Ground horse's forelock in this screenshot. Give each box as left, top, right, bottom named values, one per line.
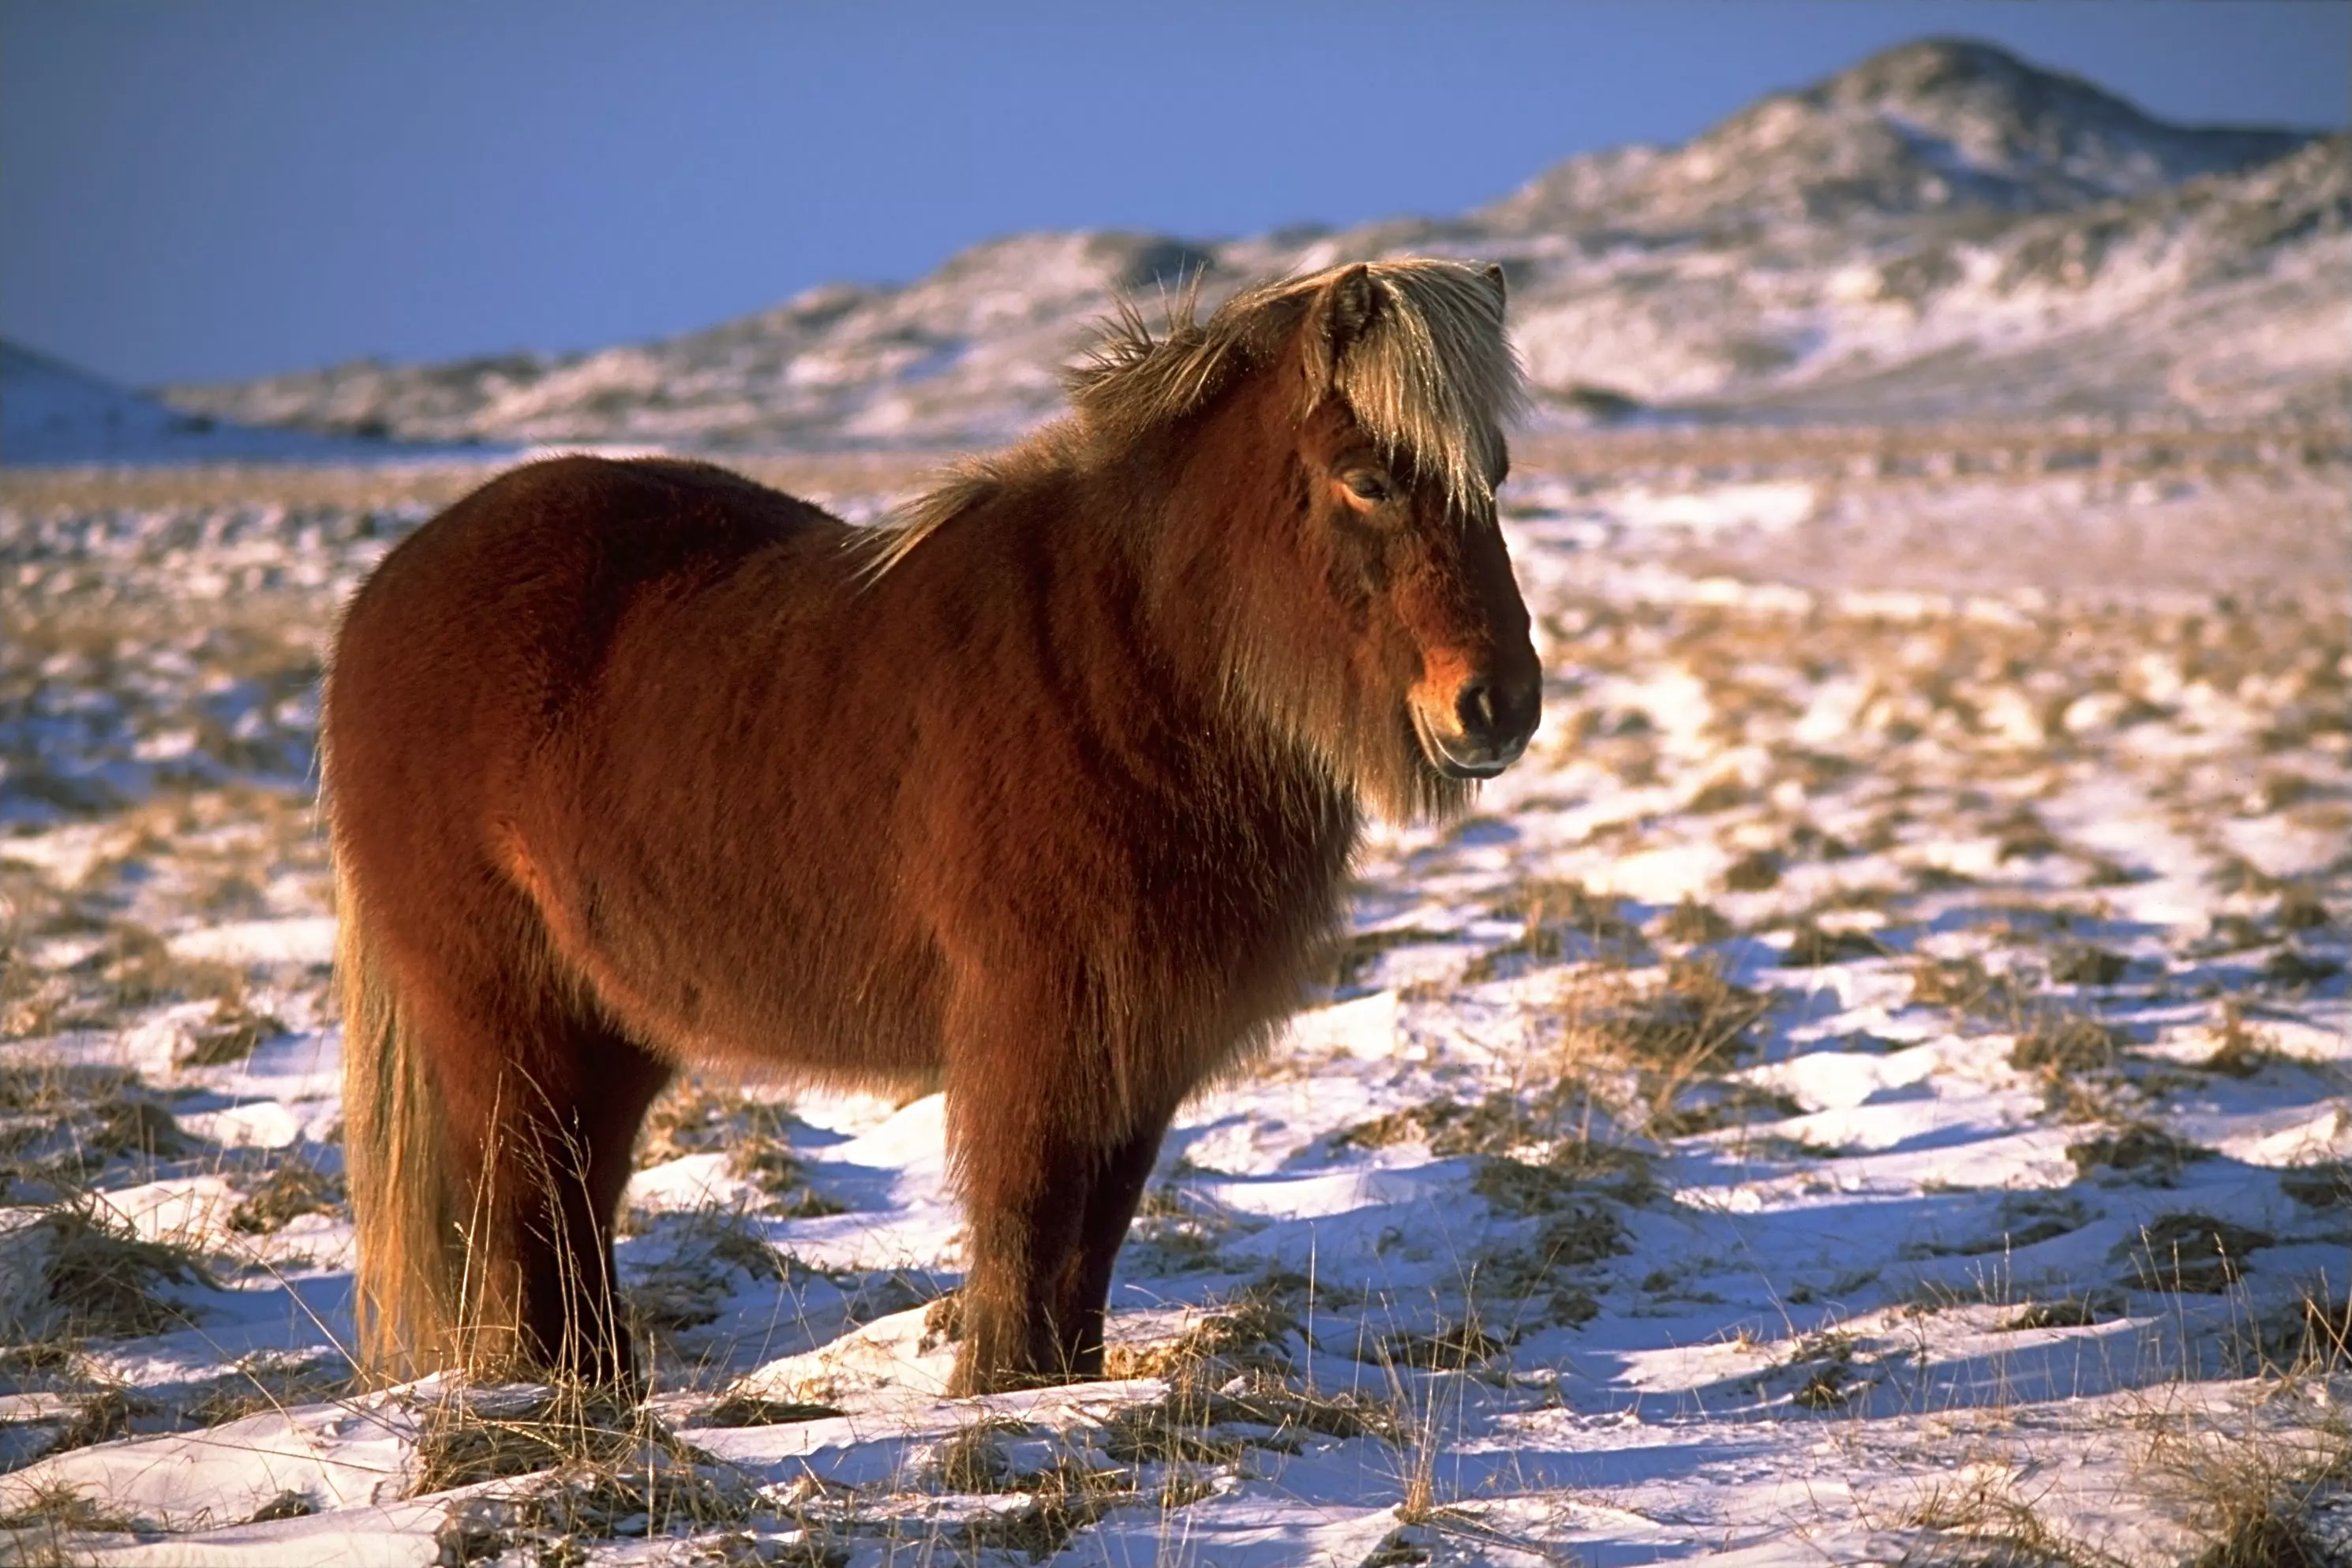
left=1329, top=262, right=1527, bottom=517
left=1072, top=259, right=1525, bottom=515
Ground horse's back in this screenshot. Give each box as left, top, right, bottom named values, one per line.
left=324, top=457, right=846, bottom=979
left=343, top=455, right=832, bottom=648
left=339, top=455, right=831, bottom=707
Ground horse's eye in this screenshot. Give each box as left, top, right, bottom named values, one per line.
left=1343, top=470, right=1393, bottom=504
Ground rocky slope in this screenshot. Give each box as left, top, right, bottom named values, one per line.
left=148, top=38, right=2346, bottom=447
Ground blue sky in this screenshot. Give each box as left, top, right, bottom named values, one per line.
left=4, top=2, right=2344, bottom=387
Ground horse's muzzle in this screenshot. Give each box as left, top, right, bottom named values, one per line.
left=1414, top=672, right=1540, bottom=779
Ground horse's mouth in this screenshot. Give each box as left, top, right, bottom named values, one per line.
left=1410, top=708, right=1520, bottom=780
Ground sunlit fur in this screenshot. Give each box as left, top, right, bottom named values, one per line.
left=325, top=258, right=1538, bottom=1395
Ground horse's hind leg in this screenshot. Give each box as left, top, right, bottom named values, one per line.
left=406, top=971, right=671, bottom=1383
left=495, top=1019, right=672, bottom=1384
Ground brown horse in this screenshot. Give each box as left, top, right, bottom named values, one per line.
left=325, top=258, right=1540, bottom=1396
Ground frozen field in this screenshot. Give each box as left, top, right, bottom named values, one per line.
left=0, top=449, right=2346, bottom=1566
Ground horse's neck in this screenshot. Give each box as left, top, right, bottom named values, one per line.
left=1127, top=459, right=1358, bottom=815
left=964, top=448, right=1343, bottom=815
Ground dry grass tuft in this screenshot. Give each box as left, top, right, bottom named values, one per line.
left=1471, top=1164, right=1631, bottom=1328
left=1909, top=955, right=2018, bottom=1016
left=1096, top=1379, right=1398, bottom=1465
left=1653, top=895, right=1736, bottom=945
left=1372, top=1314, right=1511, bottom=1372
left=925, top=1418, right=1028, bottom=1492
left=1901, top=1466, right=2131, bottom=1567
left=2065, top=1122, right=2212, bottom=1184
left=2273, top=886, right=2336, bottom=932
left=725, top=1144, right=848, bottom=1222
left=2011, top=1016, right=2125, bottom=1076
left=182, top=1351, right=354, bottom=1429
left=85, top=1099, right=190, bottom=1162
left=0, top=1062, right=136, bottom=1117
left=0, top=1479, right=147, bottom=1540
left=2047, top=944, right=2131, bottom=986
left=637, top=1083, right=788, bottom=1166
left=408, top=1383, right=762, bottom=1560
left=1905, top=1193, right=2089, bottom=1260
left=1991, top=807, right=2064, bottom=865
left=2200, top=1005, right=2297, bottom=1079
left=1328, top=926, right=1458, bottom=990
left=1471, top=1143, right=1654, bottom=1214
left=1101, top=1287, right=1299, bottom=1387
left=636, top=1082, right=849, bottom=1218
left=698, top=1394, right=845, bottom=1428
left=1486, top=878, right=1642, bottom=943
left=2279, top=1161, right=2351, bottom=1212
left=1095, top=1398, right=1249, bottom=1467
left=30, top=1200, right=212, bottom=1341
left=2146, top=1408, right=2351, bottom=1568
left=40, top=1385, right=155, bottom=1456
left=410, top=1387, right=647, bottom=1496
left=1527, top=1205, right=1633, bottom=1275
left=431, top=1439, right=759, bottom=1564
left=78, top=922, right=247, bottom=1019
left=956, top=1454, right=1139, bottom=1559
left=1361, top=1526, right=1436, bottom=1566
left=1650, top=1082, right=1807, bottom=1137
left=178, top=1004, right=284, bottom=1067
left=1331, top=1090, right=1557, bottom=1158
left=622, top=1206, right=802, bottom=1338
left=0, top=1058, right=211, bottom=1201
left=2268, top=1291, right=2351, bottom=1371
left=1565, top=955, right=1766, bottom=1076
left=1996, top=1293, right=2125, bottom=1332
left=2112, top=1214, right=2275, bottom=1295
left=246, top=1490, right=316, bottom=1523
left=1777, top=922, right=1893, bottom=967
left=227, top=1154, right=344, bottom=1234
left=2186, top=1511, right=2337, bottom=1568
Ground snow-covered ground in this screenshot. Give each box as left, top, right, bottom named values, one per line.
left=0, top=455, right=2346, bottom=1566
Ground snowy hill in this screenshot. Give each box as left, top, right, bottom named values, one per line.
left=155, top=39, right=2343, bottom=449
left=0, top=342, right=421, bottom=467
left=1482, top=36, right=2308, bottom=233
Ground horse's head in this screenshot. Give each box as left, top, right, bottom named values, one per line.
left=1056, top=256, right=1540, bottom=818
left=1252, top=262, right=1541, bottom=817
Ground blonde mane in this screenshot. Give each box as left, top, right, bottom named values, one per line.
left=859, top=257, right=1526, bottom=578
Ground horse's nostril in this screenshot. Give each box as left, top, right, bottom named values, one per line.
left=1456, top=681, right=1500, bottom=739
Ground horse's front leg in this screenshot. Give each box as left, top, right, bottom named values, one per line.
left=945, top=1085, right=1174, bottom=1393
left=1048, top=1110, right=1171, bottom=1380
left=946, top=1091, right=1097, bottom=1394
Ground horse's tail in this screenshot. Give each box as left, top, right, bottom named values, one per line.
left=335, top=829, right=466, bottom=1383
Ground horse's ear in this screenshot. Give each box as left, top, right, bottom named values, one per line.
left=1311, top=264, right=1381, bottom=366
left=1484, top=262, right=1507, bottom=305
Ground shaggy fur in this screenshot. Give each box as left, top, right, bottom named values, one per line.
left=326, top=260, right=1541, bottom=1394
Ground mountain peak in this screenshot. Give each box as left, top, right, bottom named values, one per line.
left=1819, top=36, right=2092, bottom=109
left=1489, top=36, right=2309, bottom=234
